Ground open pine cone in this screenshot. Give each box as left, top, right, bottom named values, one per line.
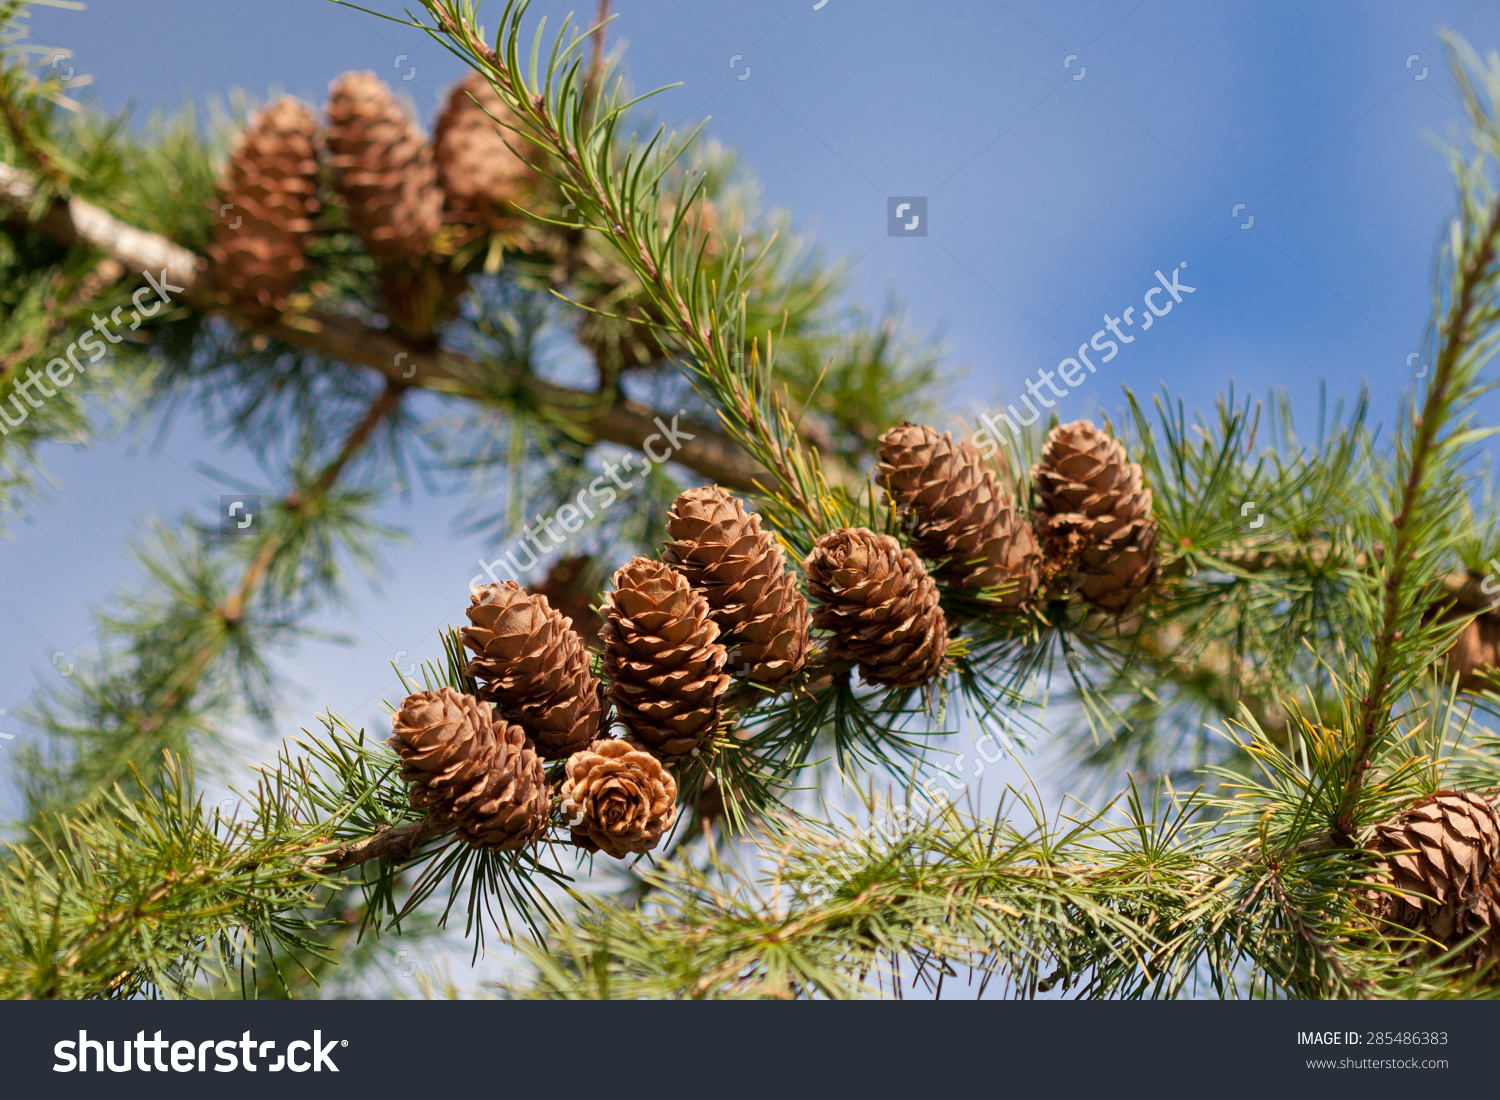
left=601, top=557, right=731, bottom=757
left=561, top=738, right=678, bottom=858
left=1033, top=420, right=1159, bottom=612
left=387, top=687, right=550, bottom=850
left=804, top=527, right=948, bottom=688
left=206, top=97, right=320, bottom=318
left=877, top=422, right=1041, bottom=606
left=663, top=486, right=810, bottom=686
left=325, top=71, right=442, bottom=265
left=462, top=582, right=603, bottom=760
left=1365, top=790, right=1500, bottom=966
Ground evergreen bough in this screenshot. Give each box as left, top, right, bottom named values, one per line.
left=3, top=0, right=1500, bottom=999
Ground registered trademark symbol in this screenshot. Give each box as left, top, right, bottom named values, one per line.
left=341, top=1040, right=349, bottom=1046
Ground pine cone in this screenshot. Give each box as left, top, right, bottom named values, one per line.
left=803, top=527, right=948, bottom=689
left=877, top=422, right=1041, bottom=606
left=206, top=97, right=320, bottom=318
left=561, top=738, right=678, bottom=858
left=1366, top=790, right=1500, bottom=946
left=693, top=774, right=726, bottom=825
left=433, top=72, right=536, bottom=234
left=533, top=554, right=603, bottom=648
left=325, top=71, right=442, bottom=265
left=455, top=715, right=552, bottom=849
left=659, top=195, right=722, bottom=261
left=600, top=557, right=731, bottom=757
left=461, top=582, right=603, bottom=760
left=663, top=486, right=810, bottom=686
left=573, top=248, right=671, bottom=372
left=1463, top=878, right=1500, bottom=973
left=1445, top=613, right=1500, bottom=691
left=1032, top=420, right=1159, bottom=612
left=387, top=687, right=549, bottom=850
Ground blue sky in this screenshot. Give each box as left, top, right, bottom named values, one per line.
left=4, top=0, right=1500, bottom=822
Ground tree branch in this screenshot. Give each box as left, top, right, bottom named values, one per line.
left=1166, top=540, right=1500, bottom=619
left=0, top=159, right=766, bottom=491
left=1336, top=192, right=1500, bottom=837
left=313, top=817, right=446, bottom=870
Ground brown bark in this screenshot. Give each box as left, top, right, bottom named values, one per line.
left=314, top=816, right=445, bottom=870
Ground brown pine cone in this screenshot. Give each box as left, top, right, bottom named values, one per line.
left=1444, top=613, right=1500, bottom=691
left=533, top=554, right=603, bottom=648
left=1462, top=877, right=1500, bottom=973
left=388, top=687, right=496, bottom=824
left=561, top=738, right=678, bottom=858
left=461, top=582, right=603, bottom=760
left=206, top=97, right=320, bottom=318
left=433, top=71, right=537, bottom=234
left=600, top=557, right=731, bottom=757
left=1366, top=790, right=1500, bottom=947
left=659, top=195, right=722, bottom=261
left=1032, top=420, right=1158, bottom=612
left=663, top=486, right=810, bottom=686
left=693, top=774, right=726, bottom=825
left=877, top=422, right=1041, bottom=607
left=573, top=246, right=671, bottom=372
left=387, top=687, right=549, bottom=849
left=571, top=198, right=718, bottom=373
left=455, top=714, right=551, bottom=850
left=803, top=527, right=948, bottom=689
left=325, top=71, right=442, bottom=265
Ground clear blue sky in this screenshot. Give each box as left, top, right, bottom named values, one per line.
left=4, top=0, right=1499, bottom=820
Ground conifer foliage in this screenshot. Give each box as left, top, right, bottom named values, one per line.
left=8, top=0, right=1500, bottom=1001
